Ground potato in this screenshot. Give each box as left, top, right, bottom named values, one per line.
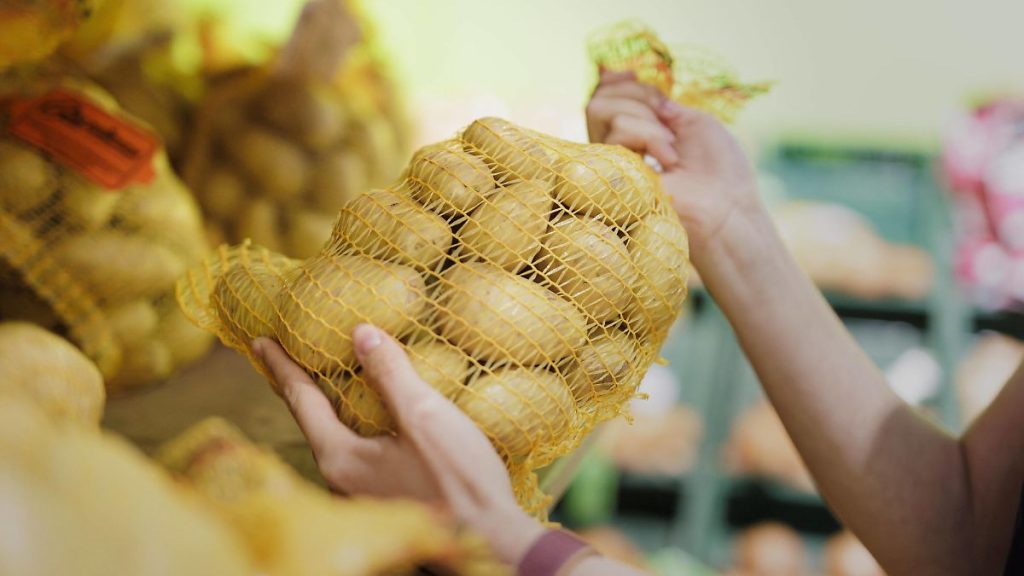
left=0, top=286, right=60, bottom=328
left=52, top=232, right=185, bottom=305
left=331, top=189, right=451, bottom=271
left=554, top=145, right=658, bottom=225
left=199, top=167, right=247, bottom=221
left=565, top=327, right=643, bottom=406
left=237, top=198, right=283, bottom=253
left=107, top=338, right=173, bottom=392
left=461, top=117, right=558, bottom=184
left=114, top=176, right=204, bottom=250
left=285, top=209, right=334, bottom=259
left=536, top=215, right=637, bottom=322
left=456, top=367, right=574, bottom=459
left=59, top=174, right=118, bottom=231
left=228, top=127, right=310, bottom=202
left=0, top=139, right=55, bottom=215
left=354, top=114, right=402, bottom=180
left=309, top=149, right=367, bottom=212
left=253, top=79, right=347, bottom=152
left=435, top=262, right=587, bottom=366
left=408, top=142, right=495, bottom=215
left=276, top=254, right=427, bottom=372
left=155, top=306, right=215, bottom=367
left=0, top=322, right=105, bottom=426
left=104, top=300, right=159, bottom=346
left=407, top=340, right=470, bottom=399
left=457, top=179, right=552, bottom=271
left=213, top=252, right=296, bottom=345
left=322, top=374, right=394, bottom=436
left=627, top=213, right=690, bottom=334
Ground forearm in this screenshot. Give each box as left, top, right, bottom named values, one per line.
left=695, top=205, right=974, bottom=574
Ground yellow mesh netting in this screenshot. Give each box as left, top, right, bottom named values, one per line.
left=0, top=1, right=103, bottom=70
left=177, top=116, right=691, bottom=517
left=0, top=67, right=213, bottom=392
left=156, top=417, right=504, bottom=576
left=588, top=20, right=772, bottom=123
left=181, top=0, right=409, bottom=258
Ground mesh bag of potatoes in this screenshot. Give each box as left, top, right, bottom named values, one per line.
left=181, top=0, right=409, bottom=257
left=178, top=115, right=691, bottom=515
left=0, top=67, right=213, bottom=392
left=157, top=417, right=503, bottom=576
left=0, top=0, right=102, bottom=70
left=588, top=20, right=772, bottom=123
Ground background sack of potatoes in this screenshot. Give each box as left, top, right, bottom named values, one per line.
left=178, top=116, right=692, bottom=515
left=0, top=71, right=214, bottom=393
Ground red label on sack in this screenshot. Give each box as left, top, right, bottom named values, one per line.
left=5, top=90, right=158, bottom=190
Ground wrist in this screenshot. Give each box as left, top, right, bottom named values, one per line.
left=472, top=505, right=545, bottom=565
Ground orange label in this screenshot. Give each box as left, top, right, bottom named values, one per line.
left=6, top=90, right=158, bottom=190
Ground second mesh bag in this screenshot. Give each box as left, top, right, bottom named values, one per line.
left=178, top=116, right=691, bottom=515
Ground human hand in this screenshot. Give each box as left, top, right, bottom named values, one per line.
left=586, top=71, right=764, bottom=258
left=251, top=324, right=544, bottom=564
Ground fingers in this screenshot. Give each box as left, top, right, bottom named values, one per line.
left=595, top=69, right=636, bottom=87
left=352, top=324, right=439, bottom=422
left=655, top=98, right=716, bottom=135
left=252, top=338, right=357, bottom=453
left=604, top=114, right=680, bottom=167
left=593, top=80, right=667, bottom=110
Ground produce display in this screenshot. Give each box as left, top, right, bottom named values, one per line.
left=730, top=522, right=808, bottom=576
left=0, top=71, right=213, bottom=391
left=0, top=0, right=100, bottom=69
left=0, top=396, right=253, bottom=576
left=182, top=0, right=408, bottom=257
left=955, top=332, right=1024, bottom=424
left=724, top=400, right=815, bottom=492
left=156, top=417, right=493, bottom=576
left=823, top=531, right=885, bottom=576
left=178, top=116, right=692, bottom=515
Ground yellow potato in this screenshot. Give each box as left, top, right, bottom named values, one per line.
left=353, top=114, right=402, bottom=181
left=331, top=189, right=452, bottom=271
left=213, top=252, right=296, bottom=345
left=276, top=254, right=427, bottom=373
left=237, top=198, right=284, bottom=253
left=104, top=300, right=159, bottom=346
left=309, top=148, right=368, bottom=212
left=284, top=209, right=334, bottom=259
left=461, top=117, right=558, bottom=184
left=58, top=173, right=119, bottom=231
left=0, top=139, right=55, bottom=215
left=554, top=144, right=658, bottom=225
left=322, top=373, right=394, bottom=437
left=155, top=306, right=215, bottom=367
left=457, top=179, right=553, bottom=271
left=106, top=338, right=173, bottom=393
left=536, top=215, right=637, bottom=322
left=565, top=327, right=643, bottom=406
left=0, top=322, right=105, bottom=426
left=52, top=232, right=185, bottom=306
left=252, top=78, right=348, bottom=152
left=228, top=126, right=310, bottom=202
left=435, top=262, right=587, bottom=366
left=407, top=340, right=470, bottom=399
left=627, top=213, right=690, bottom=335
left=456, top=366, right=575, bottom=459
left=114, top=176, right=205, bottom=252
left=199, top=167, right=247, bottom=222
left=408, top=142, right=495, bottom=215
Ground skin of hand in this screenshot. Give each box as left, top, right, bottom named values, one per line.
left=252, top=325, right=544, bottom=565
left=587, top=73, right=1024, bottom=575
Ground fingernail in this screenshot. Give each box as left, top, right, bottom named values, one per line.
left=660, top=99, right=684, bottom=117
left=353, top=324, right=382, bottom=356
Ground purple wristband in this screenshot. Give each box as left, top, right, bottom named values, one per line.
left=518, top=529, right=594, bottom=576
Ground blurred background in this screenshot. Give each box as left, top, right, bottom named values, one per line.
left=3, top=0, right=1023, bottom=574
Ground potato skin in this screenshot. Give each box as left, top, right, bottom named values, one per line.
left=228, top=126, right=310, bottom=202
left=406, top=340, right=470, bottom=399
left=554, top=145, right=658, bottom=225
left=309, top=149, right=367, bottom=212
left=435, top=262, right=587, bottom=366
left=276, top=254, right=427, bottom=373
left=408, top=141, right=495, bottom=216
left=456, top=367, right=575, bottom=459
left=104, top=300, right=159, bottom=346
left=627, top=212, right=690, bottom=335
left=331, top=189, right=452, bottom=271
left=237, top=198, right=284, bottom=253
left=457, top=179, right=552, bottom=271
left=0, top=139, right=55, bottom=215
left=565, top=327, right=643, bottom=406
left=252, top=78, right=348, bottom=152
left=322, top=373, right=394, bottom=437
left=213, top=253, right=296, bottom=345
left=536, top=214, right=637, bottom=322
left=284, top=209, right=334, bottom=259
left=461, top=118, right=557, bottom=184
left=52, top=232, right=185, bottom=306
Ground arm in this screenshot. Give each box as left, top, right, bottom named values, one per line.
left=253, top=325, right=645, bottom=575
left=588, top=74, right=1024, bottom=575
